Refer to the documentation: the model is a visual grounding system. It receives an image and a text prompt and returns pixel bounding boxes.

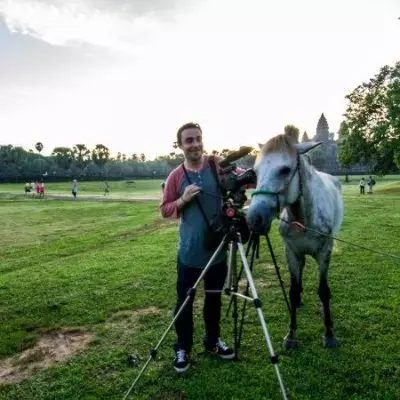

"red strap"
[291,221,306,232]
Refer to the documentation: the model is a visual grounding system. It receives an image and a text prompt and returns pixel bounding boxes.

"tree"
[140,153,146,162]
[84,161,102,180]
[284,125,300,143]
[339,62,400,174]
[51,147,74,170]
[72,144,91,168]
[35,142,43,154]
[91,144,110,168]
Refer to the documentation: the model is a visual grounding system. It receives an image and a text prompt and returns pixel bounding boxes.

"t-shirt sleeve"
[160,168,183,219]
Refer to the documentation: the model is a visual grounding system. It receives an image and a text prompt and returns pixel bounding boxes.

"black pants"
[174,259,227,353]
[360,186,365,194]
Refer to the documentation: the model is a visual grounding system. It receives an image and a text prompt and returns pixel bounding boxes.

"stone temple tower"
[314,113,330,142]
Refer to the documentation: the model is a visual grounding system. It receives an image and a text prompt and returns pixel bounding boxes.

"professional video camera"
[205,146,257,248]
[217,146,257,208]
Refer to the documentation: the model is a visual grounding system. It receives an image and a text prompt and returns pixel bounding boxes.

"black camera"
[204,147,257,250]
[217,146,257,207]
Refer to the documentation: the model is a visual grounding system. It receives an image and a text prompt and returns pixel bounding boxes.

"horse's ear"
[258,143,264,150]
[295,142,322,154]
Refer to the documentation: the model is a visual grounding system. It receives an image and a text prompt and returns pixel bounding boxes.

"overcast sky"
[0,0,399,159]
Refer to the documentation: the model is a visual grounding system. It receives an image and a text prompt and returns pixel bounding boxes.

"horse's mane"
[262,134,296,156]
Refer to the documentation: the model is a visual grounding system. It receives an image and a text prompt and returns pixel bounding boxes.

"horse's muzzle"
[246,207,273,234]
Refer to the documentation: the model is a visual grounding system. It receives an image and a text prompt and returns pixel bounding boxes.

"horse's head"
[246,134,320,233]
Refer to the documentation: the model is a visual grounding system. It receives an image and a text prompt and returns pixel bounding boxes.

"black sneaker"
[206,338,235,360]
[173,349,190,373]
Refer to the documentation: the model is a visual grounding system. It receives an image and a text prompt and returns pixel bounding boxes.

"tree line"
[0,143,258,183]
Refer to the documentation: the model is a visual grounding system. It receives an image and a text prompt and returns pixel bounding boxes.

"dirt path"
[2,192,161,202]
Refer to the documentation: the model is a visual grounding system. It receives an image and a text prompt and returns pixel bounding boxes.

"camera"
[204,147,257,250]
[218,146,257,208]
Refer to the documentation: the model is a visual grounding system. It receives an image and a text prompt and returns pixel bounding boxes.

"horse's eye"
[279,166,291,176]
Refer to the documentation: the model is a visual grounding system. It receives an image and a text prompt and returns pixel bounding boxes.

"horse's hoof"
[283,336,298,350]
[323,335,338,348]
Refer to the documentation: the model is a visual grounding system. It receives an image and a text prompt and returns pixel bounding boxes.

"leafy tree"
[91,144,110,168]
[51,147,74,170]
[84,161,102,179]
[140,153,146,162]
[284,125,300,143]
[339,61,400,174]
[72,144,91,168]
[35,142,43,154]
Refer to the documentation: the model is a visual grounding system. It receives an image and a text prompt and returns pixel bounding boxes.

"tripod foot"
[283,335,298,350]
[323,334,338,348]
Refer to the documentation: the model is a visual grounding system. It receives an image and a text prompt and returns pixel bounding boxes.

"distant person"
[35,181,41,196]
[359,177,366,195]
[103,181,110,196]
[39,182,45,197]
[24,182,31,196]
[367,175,376,194]
[161,181,166,192]
[72,179,78,199]
[30,181,36,196]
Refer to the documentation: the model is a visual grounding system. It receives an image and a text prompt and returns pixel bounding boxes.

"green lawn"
[0,182,399,399]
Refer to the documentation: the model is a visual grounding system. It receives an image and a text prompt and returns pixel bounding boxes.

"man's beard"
[187,148,203,161]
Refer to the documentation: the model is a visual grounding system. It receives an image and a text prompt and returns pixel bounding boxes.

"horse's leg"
[283,250,304,349]
[317,243,337,348]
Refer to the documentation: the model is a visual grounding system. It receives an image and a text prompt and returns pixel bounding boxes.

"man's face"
[179,128,204,162]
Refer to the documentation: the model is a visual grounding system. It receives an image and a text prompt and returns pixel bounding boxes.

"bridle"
[251,153,303,216]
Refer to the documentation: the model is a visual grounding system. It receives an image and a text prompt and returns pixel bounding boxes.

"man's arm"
[160,171,184,219]
[160,169,201,218]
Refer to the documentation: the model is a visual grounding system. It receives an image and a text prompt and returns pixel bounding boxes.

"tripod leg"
[237,241,288,400]
[264,234,291,314]
[225,234,255,317]
[122,237,228,400]
[237,236,259,349]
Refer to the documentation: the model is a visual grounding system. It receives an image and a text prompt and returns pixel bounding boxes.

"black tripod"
[122,227,289,400]
[226,231,291,357]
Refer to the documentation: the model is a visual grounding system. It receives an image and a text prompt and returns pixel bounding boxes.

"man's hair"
[176,122,202,146]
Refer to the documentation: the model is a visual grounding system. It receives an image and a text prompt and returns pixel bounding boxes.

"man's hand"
[182,184,201,203]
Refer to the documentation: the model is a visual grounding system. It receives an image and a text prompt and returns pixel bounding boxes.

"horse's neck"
[286,157,316,225]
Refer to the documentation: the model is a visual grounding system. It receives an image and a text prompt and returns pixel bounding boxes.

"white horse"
[246,133,344,349]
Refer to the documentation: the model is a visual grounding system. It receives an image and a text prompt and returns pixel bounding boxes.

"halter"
[251,153,303,216]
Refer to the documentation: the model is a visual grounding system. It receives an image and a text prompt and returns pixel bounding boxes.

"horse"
[246,133,344,349]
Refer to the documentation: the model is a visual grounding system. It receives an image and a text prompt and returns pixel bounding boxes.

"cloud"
[0,0,196,53]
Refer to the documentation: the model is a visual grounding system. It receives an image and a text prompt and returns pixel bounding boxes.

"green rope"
[251,190,277,197]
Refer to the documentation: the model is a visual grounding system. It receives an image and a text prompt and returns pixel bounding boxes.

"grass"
[0,179,399,399]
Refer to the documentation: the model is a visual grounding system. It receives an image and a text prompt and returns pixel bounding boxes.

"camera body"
[204,149,257,250]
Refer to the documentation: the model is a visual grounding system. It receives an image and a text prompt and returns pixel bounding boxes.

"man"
[72,179,78,199]
[359,177,366,195]
[160,122,235,373]
[367,175,376,194]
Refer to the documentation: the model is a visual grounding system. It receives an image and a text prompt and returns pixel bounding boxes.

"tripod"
[122,230,288,400]
[226,231,291,356]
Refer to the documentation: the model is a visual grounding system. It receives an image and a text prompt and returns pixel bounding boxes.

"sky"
[0,0,399,160]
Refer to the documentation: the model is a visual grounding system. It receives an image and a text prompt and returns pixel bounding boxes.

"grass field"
[0,178,399,399]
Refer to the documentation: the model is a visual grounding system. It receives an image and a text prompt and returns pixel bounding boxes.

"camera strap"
[181,163,213,230]
[208,156,227,197]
